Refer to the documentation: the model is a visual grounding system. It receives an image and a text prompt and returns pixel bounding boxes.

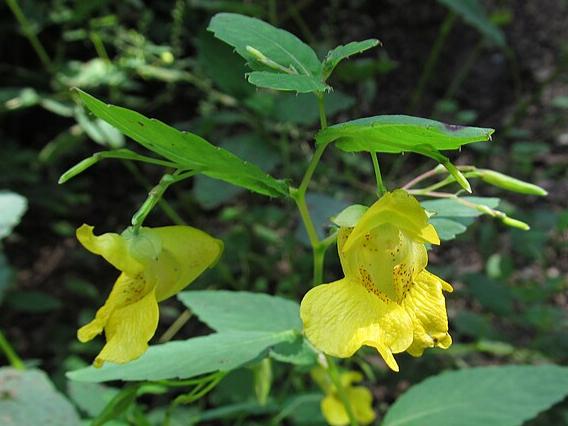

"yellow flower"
[76,224,223,367]
[312,367,376,426]
[301,190,452,371]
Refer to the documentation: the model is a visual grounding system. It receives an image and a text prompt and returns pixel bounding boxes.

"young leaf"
[317,115,494,152]
[323,39,380,79]
[67,330,296,382]
[177,290,302,333]
[247,72,329,93]
[437,0,506,48]
[74,90,288,198]
[383,365,568,426]
[208,13,321,77]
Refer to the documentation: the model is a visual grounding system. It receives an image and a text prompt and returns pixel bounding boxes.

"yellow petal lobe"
[76,224,142,275]
[300,278,413,371]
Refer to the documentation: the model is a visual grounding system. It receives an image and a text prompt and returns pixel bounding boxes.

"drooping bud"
[479,170,548,196]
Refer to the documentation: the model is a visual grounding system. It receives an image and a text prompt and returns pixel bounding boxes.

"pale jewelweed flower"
[76,224,223,367]
[311,366,376,426]
[301,190,452,371]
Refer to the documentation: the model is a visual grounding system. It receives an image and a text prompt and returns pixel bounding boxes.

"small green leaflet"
[67,330,296,382]
[74,90,288,198]
[317,115,494,152]
[323,39,380,78]
[382,365,568,426]
[208,13,325,93]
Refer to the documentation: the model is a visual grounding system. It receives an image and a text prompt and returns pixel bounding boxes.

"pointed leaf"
[67,330,295,382]
[74,90,288,198]
[323,39,380,77]
[383,365,568,426]
[317,115,494,153]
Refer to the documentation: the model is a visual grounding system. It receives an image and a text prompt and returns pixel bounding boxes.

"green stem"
[317,93,328,130]
[6,0,53,72]
[408,11,456,112]
[158,310,192,343]
[370,152,387,196]
[326,355,358,426]
[0,330,25,370]
[131,170,194,232]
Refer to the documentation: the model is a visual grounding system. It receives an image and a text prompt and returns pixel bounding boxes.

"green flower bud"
[501,216,530,230]
[479,170,547,196]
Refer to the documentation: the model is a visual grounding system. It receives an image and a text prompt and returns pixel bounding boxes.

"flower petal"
[93,288,159,367]
[300,278,413,371]
[344,190,440,252]
[77,272,155,343]
[152,226,223,301]
[402,270,453,357]
[76,224,142,275]
[348,387,376,425]
[322,394,350,426]
[321,387,376,426]
[340,224,428,302]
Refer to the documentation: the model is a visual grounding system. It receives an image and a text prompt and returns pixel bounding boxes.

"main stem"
[292,93,359,426]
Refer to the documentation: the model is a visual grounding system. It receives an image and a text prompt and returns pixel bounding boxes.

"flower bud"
[479,170,547,196]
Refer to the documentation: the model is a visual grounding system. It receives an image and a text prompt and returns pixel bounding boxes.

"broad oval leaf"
[208,13,321,77]
[383,365,568,426]
[67,330,295,382]
[0,368,81,426]
[178,290,302,333]
[74,90,288,198]
[317,115,494,153]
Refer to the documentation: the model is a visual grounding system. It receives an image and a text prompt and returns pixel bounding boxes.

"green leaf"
[247,72,329,93]
[0,368,81,426]
[382,365,568,426]
[422,197,500,241]
[178,290,302,333]
[331,204,368,228]
[270,336,317,366]
[67,330,295,382]
[317,115,494,153]
[437,0,506,47]
[67,381,119,418]
[421,196,500,217]
[323,39,380,78]
[0,191,27,240]
[429,217,468,240]
[74,90,288,198]
[196,32,253,99]
[208,13,321,77]
[193,133,281,209]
